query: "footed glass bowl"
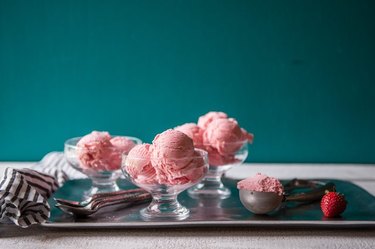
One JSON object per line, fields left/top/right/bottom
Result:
{"left": 121, "top": 149, "right": 208, "bottom": 220}
{"left": 188, "top": 141, "right": 248, "bottom": 199}
{"left": 64, "top": 136, "right": 142, "bottom": 199}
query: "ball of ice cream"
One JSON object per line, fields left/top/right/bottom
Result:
{"left": 125, "top": 144, "right": 156, "bottom": 184}
{"left": 107, "top": 136, "right": 136, "bottom": 170}
{"left": 77, "top": 131, "right": 114, "bottom": 170}
{"left": 197, "top": 111, "right": 228, "bottom": 129}
{"left": 77, "top": 131, "right": 112, "bottom": 147}
{"left": 202, "top": 117, "right": 253, "bottom": 166}
{"left": 175, "top": 111, "right": 253, "bottom": 166}
{"left": 175, "top": 123, "right": 204, "bottom": 148}
{"left": 151, "top": 129, "right": 195, "bottom": 160}
{"left": 110, "top": 136, "right": 136, "bottom": 154}
{"left": 237, "top": 173, "right": 284, "bottom": 196}
{"left": 241, "top": 128, "right": 254, "bottom": 144}
{"left": 204, "top": 146, "right": 235, "bottom": 166}
{"left": 77, "top": 131, "right": 136, "bottom": 171}
{"left": 150, "top": 129, "right": 206, "bottom": 185}
{"left": 203, "top": 118, "right": 246, "bottom": 155}
{"left": 173, "top": 150, "right": 207, "bottom": 185}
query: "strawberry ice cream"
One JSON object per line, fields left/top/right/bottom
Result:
{"left": 197, "top": 111, "right": 228, "bottom": 129}
{"left": 175, "top": 123, "right": 204, "bottom": 148}
{"left": 175, "top": 112, "right": 253, "bottom": 166}
{"left": 125, "top": 144, "right": 156, "bottom": 184}
{"left": 241, "top": 128, "right": 254, "bottom": 143}
{"left": 237, "top": 173, "right": 284, "bottom": 196}
{"left": 110, "top": 136, "right": 135, "bottom": 153}
{"left": 203, "top": 146, "right": 235, "bottom": 166}
{"left": 77, "top": 131, "right": 112, "bottom": 148}
{"left": 150, "top": 129, "right": 207, "bottom": 185}
{"left": 203, "top": 118, "right": 246, "bottom": 155}
{"left": 77, "top": 131, "right": 136, "bottom": 171}
{"left": 124, "top": 129, "right": 207, "bottom": 185}
{"left": 201, "top": 118, "right": 252, "bottom": 165}
{"left": 108, "top": 136, "right": 136, "bottom": 169}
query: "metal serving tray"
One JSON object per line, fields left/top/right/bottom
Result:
{"left": 43, "top": 178, "right": 375, "bottom": 228}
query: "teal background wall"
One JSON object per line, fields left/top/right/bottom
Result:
{"left": 0, "top": 0, "right": 374, "bottom": 163}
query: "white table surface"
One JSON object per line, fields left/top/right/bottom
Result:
{"left": 1, "top": 162, "right": 375, "bottom": 249}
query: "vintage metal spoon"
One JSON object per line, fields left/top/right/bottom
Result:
{"left": 54, "top": 188, "right": 147, "bottom": 208}
{"left": 56, "top": 191, "right": 151, "bottom": 216}
{"left": 239, "top": 180, "right": 335, "bottom": 214}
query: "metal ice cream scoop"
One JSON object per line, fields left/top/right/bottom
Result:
{"left": 239, "top": 179, "right": 335, "bottom": 214}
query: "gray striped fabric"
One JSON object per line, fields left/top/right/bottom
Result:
{"left": 32, "top": 152, "right": 86, "bottom": 185}
{"left": 0, "top": 152, "right": 85, "bottom": 227}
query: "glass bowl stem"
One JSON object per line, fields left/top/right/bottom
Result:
{"left": 188, "top": 164, "right": 232, "bottom": 199}
{"left": 83, "top": 171, "right": 120, "bottom": 199}
{"left": 140, "top": 192, "right": 189, "bottom": 220}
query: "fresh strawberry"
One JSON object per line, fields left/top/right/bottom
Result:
{"left": 320, "top": 191, "right": 347, "bottom": 218}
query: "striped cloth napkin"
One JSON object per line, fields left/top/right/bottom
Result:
{"left": 0, "top": 152, "right": 85, "bottom": 227}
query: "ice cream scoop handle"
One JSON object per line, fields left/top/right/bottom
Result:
{"left": 285, "top": 182, "right": 336, "bottom": 202}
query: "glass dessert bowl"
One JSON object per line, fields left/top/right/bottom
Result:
{"left": 122, "top": 148, "right": 208, "bottom": 220}
{"left": 64, "top": 133, "right": 142, "bottom": 199}
{"left": 174, "top": 111, "right": 253, "bottom": 199}
{"left": 188, "top": 140, "right": 248, "bottom": 199}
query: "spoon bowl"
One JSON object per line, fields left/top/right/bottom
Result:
{"left": 239, "top": 190, "right": 284, "bottom": 214}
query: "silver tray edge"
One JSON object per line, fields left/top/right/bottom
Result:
{"left": 41, "top": 220, "right": 375, "bottom": 228}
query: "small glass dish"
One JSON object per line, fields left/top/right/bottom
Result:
{"left": 188, "top": 141, "right": 248, "bottom": 199}
{"left": 121, "top": 149, "right": 208, "bottom": 220}
{"left": 64, "top": 136, "right": 142, "bottom": 199}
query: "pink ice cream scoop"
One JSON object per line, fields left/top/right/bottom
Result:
{"left": 77, "top": 131, "right": 116, "bottom": 171}
{"left": 202, "top": 118, "right": 253, "bottom": 166}
{"left": 151, "top": 129, "right": 195, "bottom": 160}
{"left": 203, "top": 118, "right": 246, "bottom": 155}
{"left": 175, "top": 111, "right": 254, "bottom": 167}
{"left": 197, "top": 111, "right": 228, "bottom": 129}
{"left": 241, "top": 128, "right": 254, "bottom": 144}
{"left": 150, "top": 129, "right": 206, "bottom": 185}
{"left": 237, "top": 173, "right": 284, "bottom": 196}
{"left": 204, "top": 146, "right": 235, "bottom": 166}
{"left": 110, "top": 136, "right": 136, "bottom": 154}
{"left": 77, "top": 131, "right": 112, "bottom": 147}
{"left": 107, "top": 136, "right": 137, "bottom": 171}
{"left": 175, "top": 123, "right": 204, "bottom": 148}
{"left": 125, "top": 144, "right": 156, "bottom": 184}
{"left": 77, "top": 131, "right": 136, "bottom": 171}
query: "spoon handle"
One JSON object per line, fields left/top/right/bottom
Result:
{"left": 285, "top": 182, "right": 336, "bottom": 202}
{"left": 95, "top": 192, "right": 151, "bottom": 209}
{"left": 91, "top": 188, "right": 145, "bottom": 199}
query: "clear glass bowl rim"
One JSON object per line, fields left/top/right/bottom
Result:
{"left": 64, "top": 136, "right": 143, "bottom": 150}
{"left": 195, "top": 140, "right": 250, "bottom": 147}
{"left": 122, "top": 148, "right": 208, "bottom": 161}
